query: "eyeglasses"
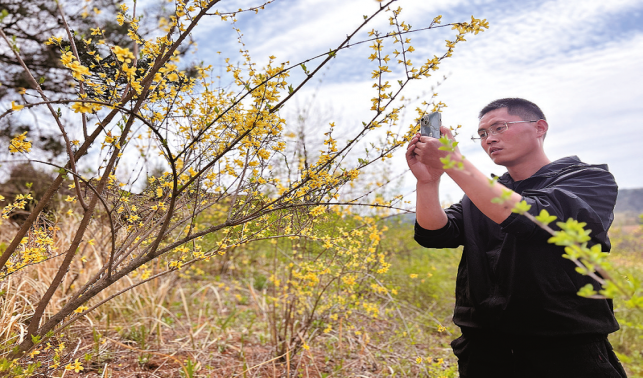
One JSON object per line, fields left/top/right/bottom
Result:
{"left": 471, "top": 120, "right": 539, "bottom": 142}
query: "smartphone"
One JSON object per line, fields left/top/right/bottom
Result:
{"left": 420, "top": 112, "right": 441, "bottom": 138}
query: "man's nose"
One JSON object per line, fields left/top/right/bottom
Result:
{"left": 485, "top": 133, "right": 500, "bottom": 144}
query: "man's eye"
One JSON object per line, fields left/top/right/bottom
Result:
{"left": 493, "top": 125, "right": 505, "bottom": 132}
{"left": 478, "top": 131, "right": 487, "bottom": 138}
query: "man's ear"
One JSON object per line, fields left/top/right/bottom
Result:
{"left": 535, "top": 119, "right": 548, "bottom": 138}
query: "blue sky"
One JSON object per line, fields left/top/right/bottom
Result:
{"left": 188, "top": 0, "right": 643, "bottom": 203}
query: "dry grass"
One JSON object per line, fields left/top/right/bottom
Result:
{"left": 3, "top": 219, "right": 641, "bottom": 377}
{"left": 1, "top": 217, "right": 458, "bottom": 377}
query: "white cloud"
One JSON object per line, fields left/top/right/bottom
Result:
{"left": 193, "top": 0, "right": 643, "bottom": 205}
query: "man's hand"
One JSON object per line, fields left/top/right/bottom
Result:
{"left": 406, "top": 126, "right": 461, "bottom": 183}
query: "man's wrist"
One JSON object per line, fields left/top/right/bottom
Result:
{"left": 445, "top": 155, "right": 471, "bottom": 180}
{"left": 416, "top": 177, "right": 441, "bottom": 188}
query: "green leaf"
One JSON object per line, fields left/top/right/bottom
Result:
{"left": 577, "top": 283, "right": 598, "bottom": 298}
{"left": 511, "top": 200, "right": 531, "bottom": 214}
{"left": 535, "top": 209, "right": 557, "bottom": 225}
{"left": 599, "top": 280, "right": 619, "bottom": 299}
{"left": 624, "top": 294, "right": 643, "bottom": 309}
{"left": 575, "top": 266, "right": 588, "bottom": 275}
{"left": 288, "top": 85, "right": 293, "bottom": 94}
{"left": 363, "top": 15, "right": 368, "bottom": 20}
{"left": 439, "top": 156, "right": 456, "bottom": 169}
{"left": 0, "top": 358, "right": 11, "bottom": 371}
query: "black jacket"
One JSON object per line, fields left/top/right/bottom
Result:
{"left": 414, "top": 156, "right": 619, "bottom": 337}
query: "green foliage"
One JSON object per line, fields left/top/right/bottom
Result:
{"left": 180, "top": 358, "right": 199, "bottom": 378}
{"left": 548, "top": 218, "right": 592, "bottom": 246}
{"left": 535, "top": 209, "right": 557, "bottom": 225}
{"left": 491, "top": 188, "right": 513, "bottom": 204}
{"left": 577, "top": 283, "right": 598, "bottom": 298}
{"left": 511, "top": 200, "right": 531, "bottom": 214}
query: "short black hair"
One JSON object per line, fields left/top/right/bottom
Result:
{"left": 478, "top": 98, "right": 546, "bottom": 121}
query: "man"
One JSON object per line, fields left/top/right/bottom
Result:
{"left": 406, "top": 98, "right": 627, "bottom": 378}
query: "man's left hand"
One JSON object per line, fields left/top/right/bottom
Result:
{"left": 411, "top": 126, "right": 463, "bottom": 171}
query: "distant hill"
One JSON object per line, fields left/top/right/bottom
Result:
{"left": 615, "top": 188, "right": 643, "bottom": 214}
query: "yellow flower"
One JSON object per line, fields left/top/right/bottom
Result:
{"left": 409, "top": 273, "right": 418, "bottom": 279}
{"left": 65, "top": 359, "right": 84, "bottom": 373}
{"left": 309, "top": 205, "right": 326, "bottom": 217}
{"left": 71, "top": 101, "right": 102, "bottom": 113}
{"left": 112, "top": 46, "right": 135, "bottom": 64}
{"left": 416, "top": 357, "right": 422, "bottom": 363}
{"left": 11, "top": 101, "right": 24, "bottom": 111}
{"left": 167, "top": 72, "right": 179, "bottom": 82}
{"left": 257, "top": 149, "right": 270, "bottom": 159}
{"left": 61, "top": 51, "right": 74, "bottom": 65}
{"left": 8, "top": 132, "right": 32, "bottom": 153}
{"left": 45, "top": 36, "right": 63, "bottom": 45}
{"left": 68, "top": 61, "right": 91, "bottom": 80}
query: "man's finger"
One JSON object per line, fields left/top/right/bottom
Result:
{"left": 407, "top": 137, "right": 419, "bottom": 150}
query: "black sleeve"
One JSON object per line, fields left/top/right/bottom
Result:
{"left": 414, "top": 201, "right": 466, "bottom": 249}
{"left": 500, "top": 167, "right": 617, "bottom": 250}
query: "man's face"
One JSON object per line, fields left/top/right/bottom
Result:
{"left": 477, "top": 107, "right": 541, "bottom": 167}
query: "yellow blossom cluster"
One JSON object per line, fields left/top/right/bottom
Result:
{"left": 71, "top": 101, "right": 102, "bottom": 114}
{"left": 1, "top": 193, "right": 33, "bottom": 222}
{"left": 8, "top": 131, "right": 32, "bottom": 153}
{"left": 2, "top": 222, "right": 53, "bottom": 275}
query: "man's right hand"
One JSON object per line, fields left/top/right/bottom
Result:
{"left": 406, "top": 131, "right": 448, "bottom": 184}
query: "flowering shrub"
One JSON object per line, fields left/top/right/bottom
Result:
{"left": 0, "top": 0, "right": 488, "bottom": 371}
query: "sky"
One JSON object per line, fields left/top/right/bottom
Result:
{"left": 185, "top": 0, "right": 643, "bottom": 206}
